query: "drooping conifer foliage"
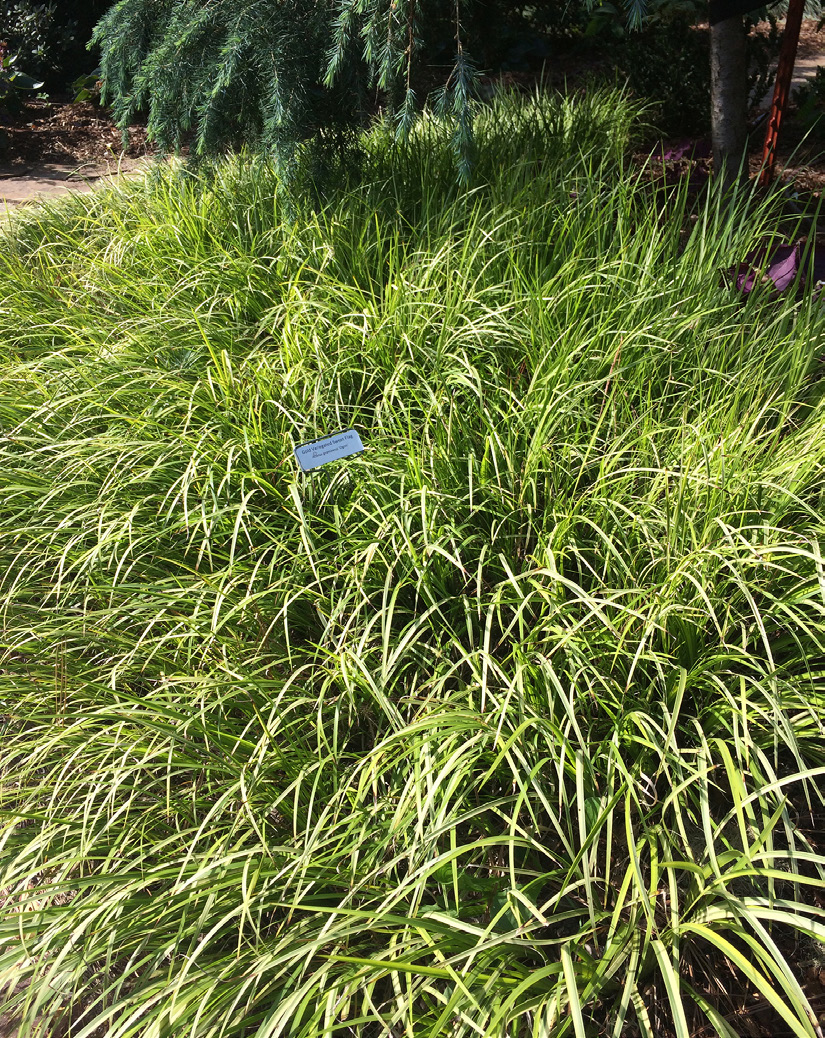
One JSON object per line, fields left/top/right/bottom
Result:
{"left": 93, "top": 0, "right": 477, "bottom": 176}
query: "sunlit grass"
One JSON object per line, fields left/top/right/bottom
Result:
{"left": 1, "top": 88, "right": 825, "bottom": 1037}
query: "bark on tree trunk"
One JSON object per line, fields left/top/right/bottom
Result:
{"left": 710, "top": 15, "right": 748, "bottom": 192}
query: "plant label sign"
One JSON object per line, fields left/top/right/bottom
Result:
{"left": 294, "top": 429, "right": 364, "bottom": 472}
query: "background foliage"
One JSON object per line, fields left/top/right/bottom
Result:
{"left": 0, "top": 0, "right": 112, "bottom": 91}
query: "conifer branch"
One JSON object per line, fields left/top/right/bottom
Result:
{"left": 93, "top": 0, "right": 479, "bottom": 183}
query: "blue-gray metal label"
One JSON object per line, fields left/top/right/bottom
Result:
{"left": 294, "top": 429, "right": 364, "bottom": 472}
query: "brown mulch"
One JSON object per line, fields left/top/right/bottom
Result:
{"left": 749, "top": 17, "right": 824, "bottom": 58}
{"left": 0, "top": 97, "right": 154, "bottom": 169}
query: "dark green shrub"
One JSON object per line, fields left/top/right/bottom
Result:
{"left": 0, "top": 39, "right": 42, "bottom": 113}
{"left": 0, "top": 0, "right": 114, "bottom": 92}
{"left": 416, "top": 0, "right": 590, "bottom": 75}
{"left": 0, "top": 1, "right": 74, "bottom": 88}
{"left": 791, "top": 66, "right": 825, "bottom": 143}
{"left": 617, "top": 18, "right": 710, "bottom": 135}
{"left": 615, "top": 15, "right": 779, "bottom": 137}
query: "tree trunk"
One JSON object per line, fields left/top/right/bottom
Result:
{"left": 710, "top": 15, "right": 748, "bottom": 192}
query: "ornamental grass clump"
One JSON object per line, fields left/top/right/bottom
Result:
{"left": 0, "top": 88, "right": 825, "bottom": 1037}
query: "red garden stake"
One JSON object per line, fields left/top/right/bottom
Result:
{"left": 759, "top": 0, "right": 806, "bottom": 187}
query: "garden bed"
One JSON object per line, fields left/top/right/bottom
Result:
{"left": 0, "top": 97, "right": 154, "bottom": 169}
